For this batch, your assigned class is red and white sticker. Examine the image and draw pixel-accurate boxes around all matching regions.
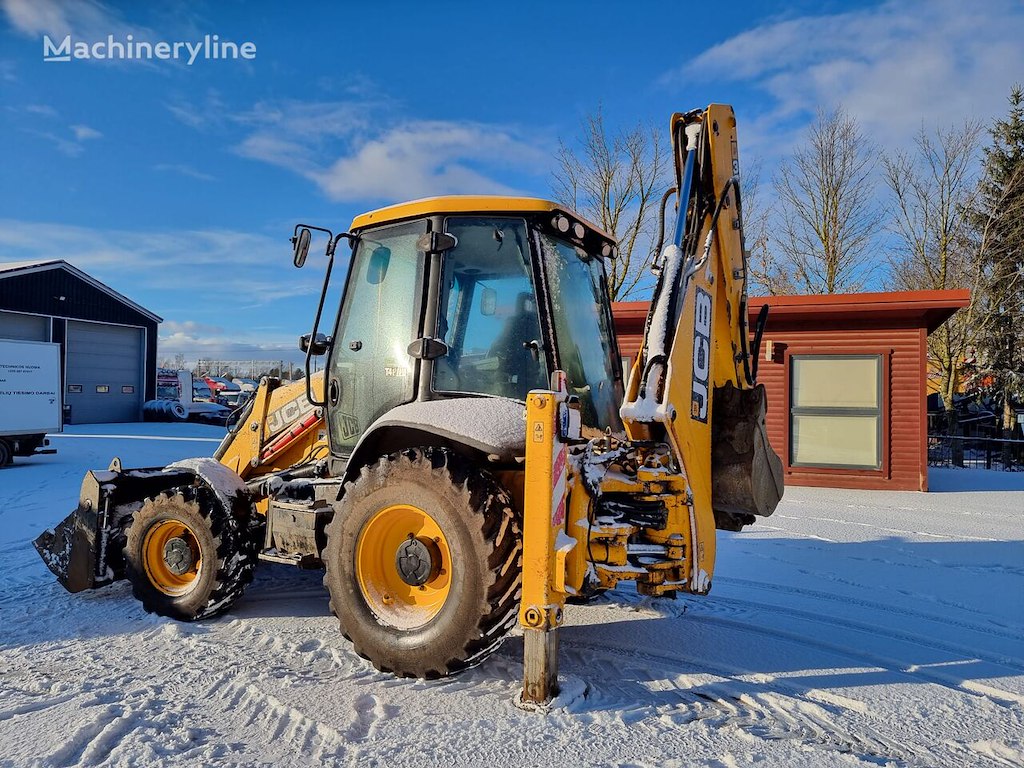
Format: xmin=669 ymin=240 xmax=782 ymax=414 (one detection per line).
xmin=552 ymin=444 xmax=567 ymax=526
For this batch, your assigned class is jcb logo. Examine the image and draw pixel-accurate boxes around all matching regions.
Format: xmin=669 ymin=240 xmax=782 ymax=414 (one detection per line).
xmin=691 ymin=288 xmax=712 ymax=423
xmin=266 ymin=396 xmax=317 ymax=436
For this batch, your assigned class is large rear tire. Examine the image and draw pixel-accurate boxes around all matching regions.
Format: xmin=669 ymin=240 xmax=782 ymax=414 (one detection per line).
xmin=0 ymin=439 xmax=11 ymax=467
xmin=324 ymin=448 xmax=521 ymax=678
xmin=123 ymin=484 xmax=257 ymax=621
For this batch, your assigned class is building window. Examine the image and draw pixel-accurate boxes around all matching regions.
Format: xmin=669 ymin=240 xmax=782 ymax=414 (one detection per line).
xmin=790 ymin=355 xmax=882 ymax=469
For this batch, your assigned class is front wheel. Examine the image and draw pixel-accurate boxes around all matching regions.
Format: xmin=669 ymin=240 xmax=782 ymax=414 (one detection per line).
xmin=123 ymin=484 xmax=256 ymax=621
xmin=324 ymin=448 xmax=521 ymax=678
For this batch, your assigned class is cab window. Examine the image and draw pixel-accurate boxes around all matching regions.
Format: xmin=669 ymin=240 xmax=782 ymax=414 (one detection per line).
xmin=434 ymin=218 xmax=547 ymax=399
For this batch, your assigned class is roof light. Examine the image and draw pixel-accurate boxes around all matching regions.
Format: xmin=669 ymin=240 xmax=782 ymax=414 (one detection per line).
xmin=601 ymin=243 xmax=613 ymax=258
xmin=572 ymin=222 xmax=585 ymax=239
xmin=553 ymin=215 xmax=570 ymax=233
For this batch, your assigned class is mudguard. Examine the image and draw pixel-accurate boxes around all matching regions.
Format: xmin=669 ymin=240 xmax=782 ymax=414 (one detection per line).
xmin=345 ymin=396 xmax=527 ymax=474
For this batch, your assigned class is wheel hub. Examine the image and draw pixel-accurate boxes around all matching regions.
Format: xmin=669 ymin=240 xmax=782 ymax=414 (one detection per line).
xmin=163 ymin=537 xmax=196 ymax=575
xmin=356 ymin=504 xmax=452 ymax=629
xmin=395 ymin=535 xmax=440 ymax=586
xmin=142 ymin=519 xmax=202 ymax=596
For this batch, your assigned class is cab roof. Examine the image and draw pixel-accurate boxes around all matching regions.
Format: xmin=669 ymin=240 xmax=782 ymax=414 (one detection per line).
xmin=350 ymin=195 xmax=614 ymax=241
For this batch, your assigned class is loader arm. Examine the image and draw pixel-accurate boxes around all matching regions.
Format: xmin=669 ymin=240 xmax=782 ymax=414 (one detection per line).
xmin=215 ymin=372 xmax=327 ymax=482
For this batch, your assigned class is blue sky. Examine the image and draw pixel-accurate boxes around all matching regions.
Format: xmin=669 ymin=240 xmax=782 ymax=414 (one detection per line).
xmin=1 ymin=0 xmax=1022 ymax=365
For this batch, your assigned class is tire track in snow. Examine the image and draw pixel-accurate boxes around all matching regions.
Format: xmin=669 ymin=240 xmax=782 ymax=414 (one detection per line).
xmin=770 ymin=512 xmax=1005 ymax=543
xmin=700 ymin=591 xmax=1024 ymax=675
xmin=560 ymin=641 xmax=930 ymax=767
xmin=345 ymin=693 xmax=385 ymax=742
xmin=210 ymin=677 xmax=350 ymax=764
xmin=672 ymin=605 xmax=1024 ymax=708
xmin=715 ymin=575 xmax=1024 ymax=643
xmin=721 ymin=544 xmax=1018 ymax=627
xmin=597 ymin=588 xmax=1024 ymax=709
xmin=150 ymin=618 xmax=386 ymax=763
xmin=6 ymin=615 xmax=375 ymax=767
xmin=19 ymin=671 xmax=232 ymax=767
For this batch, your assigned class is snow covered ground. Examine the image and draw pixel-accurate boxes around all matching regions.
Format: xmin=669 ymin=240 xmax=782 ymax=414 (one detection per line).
xmin=1 ymin=424 xmax=1022 ymax=767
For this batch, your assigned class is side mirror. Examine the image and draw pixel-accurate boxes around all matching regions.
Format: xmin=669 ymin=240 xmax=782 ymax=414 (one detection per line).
xmin=367 ymin=246 xmax=391 ymax=284
xmin=292 ymin=227 xmax=312 ymax=268
xmin=480 ymin=286 xmax=497 ymax=316
xmin=300 ymin=332 xmax=330 ymax=356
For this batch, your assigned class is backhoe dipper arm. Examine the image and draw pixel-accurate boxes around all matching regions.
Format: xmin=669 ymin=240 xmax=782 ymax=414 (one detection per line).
xmin=621 ymin=105 xmax=752 ymax=441
xmin=621 ymin=104 xmax=782 ymax=530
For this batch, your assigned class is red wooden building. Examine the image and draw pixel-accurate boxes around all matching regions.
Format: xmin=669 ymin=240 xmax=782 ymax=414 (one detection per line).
xmin=612 ymin=290 xmax=969 ymax=492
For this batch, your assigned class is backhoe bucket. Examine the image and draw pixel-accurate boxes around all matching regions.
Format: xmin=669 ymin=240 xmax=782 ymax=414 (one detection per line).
xmin=711 ymin=383 xmax=785 ymax=531
xmin=34 ymin=463 xmax=196 ymax=593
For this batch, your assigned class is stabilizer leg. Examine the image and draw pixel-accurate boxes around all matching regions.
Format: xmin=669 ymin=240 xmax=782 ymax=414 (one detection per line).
xmin=519 ymin=388 xmax=573 ymax=706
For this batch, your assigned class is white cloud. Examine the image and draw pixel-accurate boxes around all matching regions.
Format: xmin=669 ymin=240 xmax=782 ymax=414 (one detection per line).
xmin=10 ymin=107 xmax=103 ymax=155
xmin=2 ymin=0 xmax=169 ymax=72
xmin=24 ymin=103 xmax=57 ymax=117
xmin=169 ymin=94 xmax=549 ymax=204
xmin=31 ymin=130 xmax=84 ymax=156
xmin=157 ymin=328 xmax=303 ymax=364
xmin=311 ymin=122 xmax=544 ymax=202
xmin=164 ymin=90 xmax=228 ymax=130
xmin=0 ymin=219 xmax=322 ymax=364
xmin=239 ymin=106 xmax=549 ymax=203
xmin=70 ymin=124 xmax=101 ymax=141
xmin=676 ymin=0 xmax=1024 ymax=154
xmin=0 ymin=218 xmax=315 ymax=299
xmin=28 ymin=124 xmax=101 ymax=156
xmin=1 ymin=0 xmax=124 ymax=39
xmin=153 ymin=163 xmax=216 ymax=182
xmin=162 ymin=320 xmax=223 ymax=336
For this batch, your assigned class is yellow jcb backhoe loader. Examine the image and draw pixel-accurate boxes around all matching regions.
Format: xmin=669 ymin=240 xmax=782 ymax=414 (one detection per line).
xmin=36 ymin=104 xmax=782 ymax=706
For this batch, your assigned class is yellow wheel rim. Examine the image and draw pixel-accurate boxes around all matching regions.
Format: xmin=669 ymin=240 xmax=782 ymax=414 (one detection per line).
xmin=356 ymin=504 xmax=452 ymax=629
xmin=142 ymin=519 xmax=202 ymax=596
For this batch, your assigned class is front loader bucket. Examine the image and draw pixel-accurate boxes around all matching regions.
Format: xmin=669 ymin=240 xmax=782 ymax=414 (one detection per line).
xmin=34 ymin=463 xmax=197 ymax=593
xmin=711 ymin=383 xmax=785 ymax=531
xmin=34 ymin=471 xmax=107 ymax=593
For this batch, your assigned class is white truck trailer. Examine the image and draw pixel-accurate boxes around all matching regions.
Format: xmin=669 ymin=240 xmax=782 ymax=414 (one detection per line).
xmin=0 ymin=339 xmax=62 ymax=466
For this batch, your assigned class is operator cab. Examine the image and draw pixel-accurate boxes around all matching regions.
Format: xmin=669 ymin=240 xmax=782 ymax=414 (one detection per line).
xmin=294 ymin=197 xmax=624 ymax=466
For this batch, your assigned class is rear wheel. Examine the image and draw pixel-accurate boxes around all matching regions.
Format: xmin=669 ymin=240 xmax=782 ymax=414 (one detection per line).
xmin=123 ymin=484 xmax=256 ymax=620
xmin=324 ymin=448 xmax=521 ymax=678
xmin=0 ymin=439 xmax=10 ymax=467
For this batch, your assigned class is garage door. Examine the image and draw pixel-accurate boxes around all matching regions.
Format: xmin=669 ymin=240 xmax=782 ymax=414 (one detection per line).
xmin=66 ymin=321 xmax=143 ymax=423
xmin=0 ymin=310 xmax=49 ymax=341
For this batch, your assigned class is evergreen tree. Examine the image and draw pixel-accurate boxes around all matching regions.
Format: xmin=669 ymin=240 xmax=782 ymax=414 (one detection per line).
xmin=973 ymin=86 xmax=1024 ymax=438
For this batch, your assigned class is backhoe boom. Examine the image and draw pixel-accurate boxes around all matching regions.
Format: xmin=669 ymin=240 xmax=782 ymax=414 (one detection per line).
xmin=519 ymin=105 xmax=783 ymax=705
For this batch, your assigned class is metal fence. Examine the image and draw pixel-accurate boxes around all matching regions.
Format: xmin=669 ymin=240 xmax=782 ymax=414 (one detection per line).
xmin=195 ymin=359 xmax=298 ymax=380
xmin=927 ymin=434 xmax=1024 ymax=471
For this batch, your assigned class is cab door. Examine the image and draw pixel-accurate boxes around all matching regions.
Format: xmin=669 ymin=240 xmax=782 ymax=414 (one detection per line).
xmin=327 ymin=220 xmax=426 ymax=455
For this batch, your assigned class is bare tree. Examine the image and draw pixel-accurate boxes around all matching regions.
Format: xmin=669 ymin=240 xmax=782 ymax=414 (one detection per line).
xmin=774 ymin=108 xmax=882 ymax=293
xmin=882 ymin=121 xmax=983 ymax=415
xmin=553 ymin=107 xmax=669 ymax=300
xmin=743 ymin=158 xmax=797 ymax=296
